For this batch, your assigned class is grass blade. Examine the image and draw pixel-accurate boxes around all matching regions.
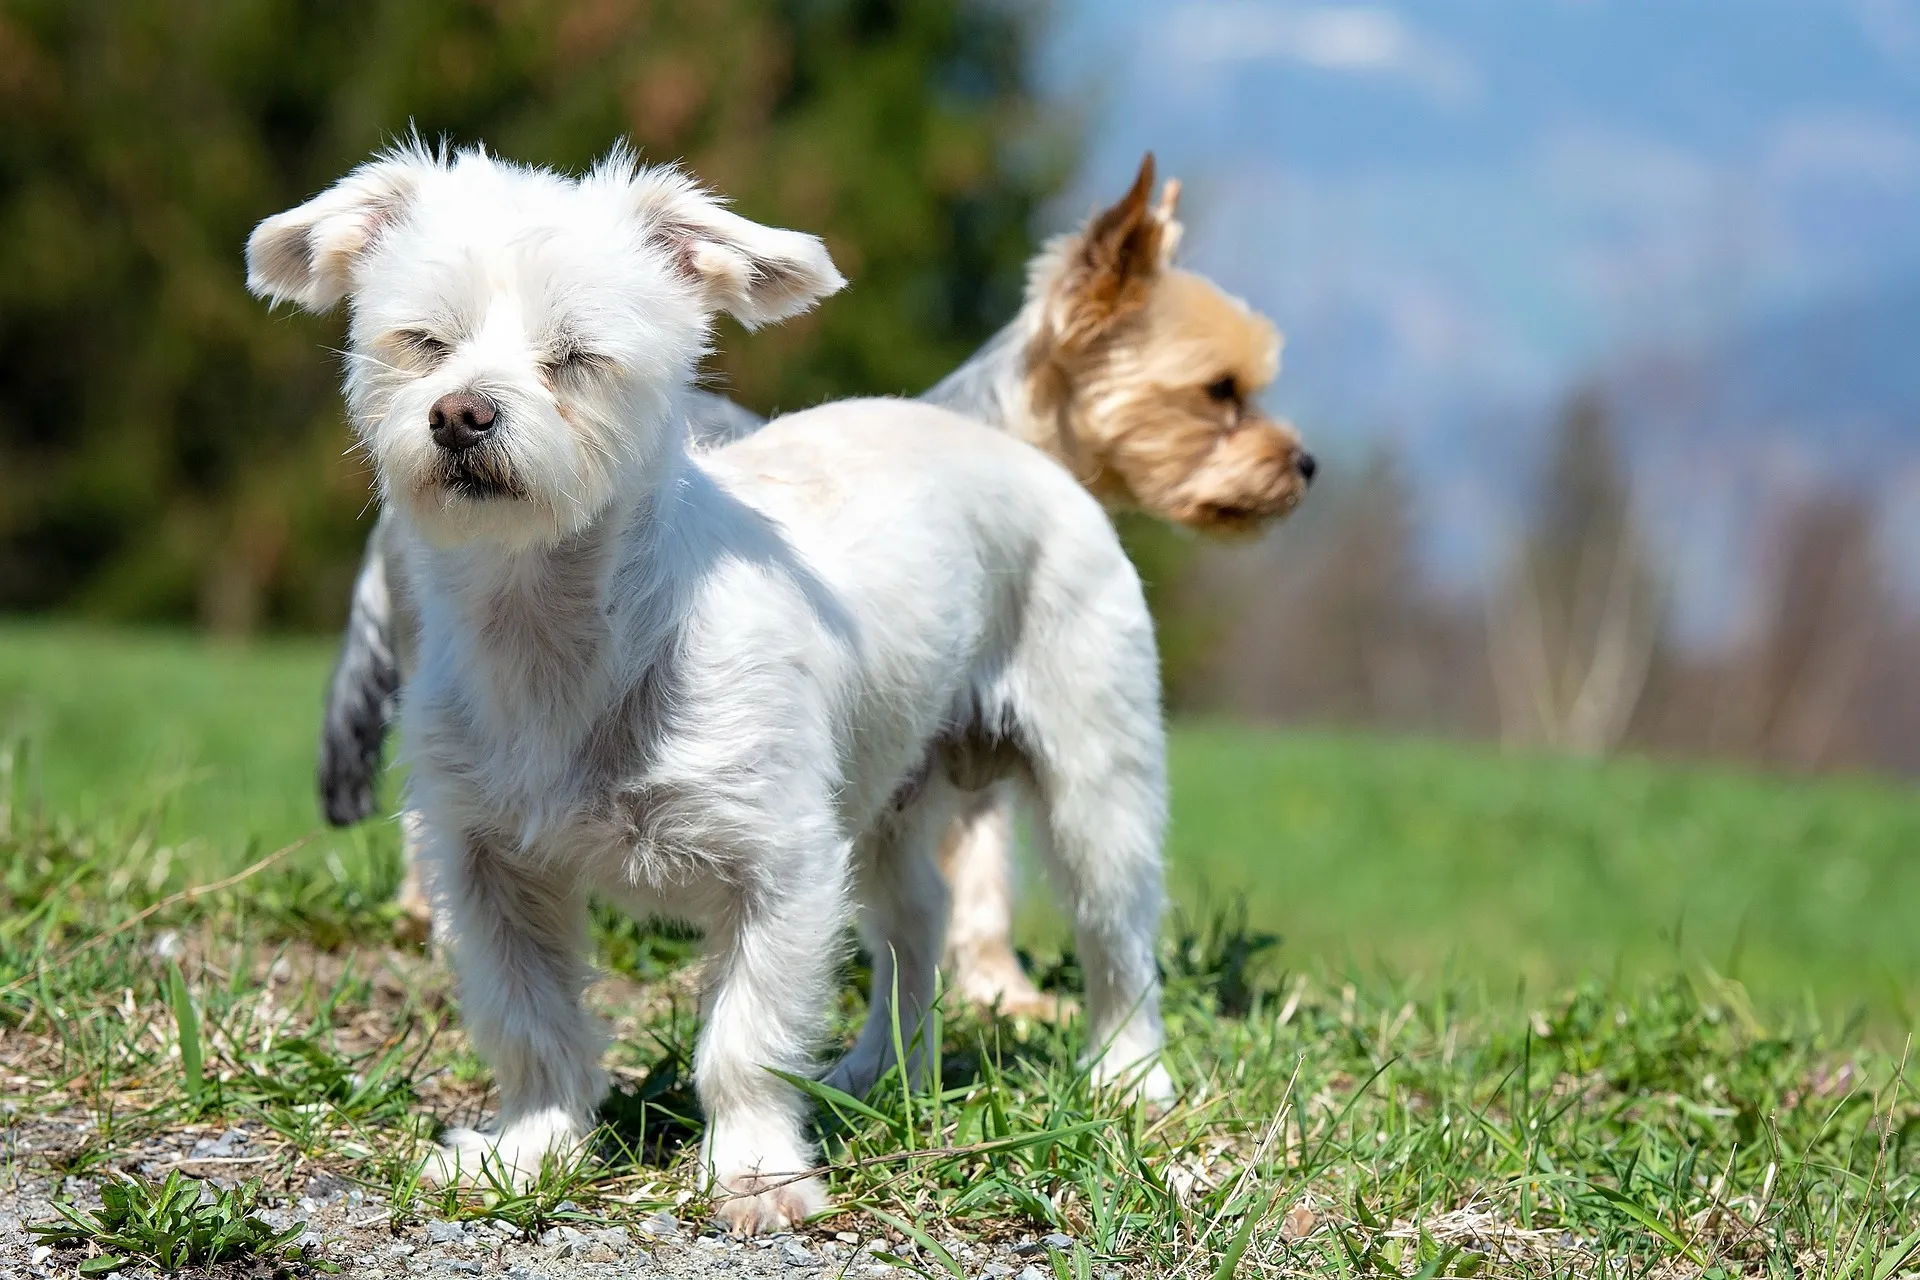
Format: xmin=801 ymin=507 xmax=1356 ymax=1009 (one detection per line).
xmin=167 ymin=962 xmax=205 ymax=1103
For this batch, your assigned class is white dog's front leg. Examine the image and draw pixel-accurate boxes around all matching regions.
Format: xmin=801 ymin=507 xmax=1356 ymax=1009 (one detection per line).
xmin=696 ymin=852 xmax=849 ymax=1235
xmin=423 ymin=835 xmax=605 ymax=1189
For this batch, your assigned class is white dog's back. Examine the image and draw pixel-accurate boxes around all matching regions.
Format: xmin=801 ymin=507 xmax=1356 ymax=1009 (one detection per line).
xmin=702 ymin=398 xmax=1160 ymax=836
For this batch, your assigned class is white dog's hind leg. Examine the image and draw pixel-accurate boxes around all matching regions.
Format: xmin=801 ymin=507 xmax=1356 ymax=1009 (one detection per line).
xmin=1015 ymin=666 xmax=1173 ymax=1105
xmin=698 ymin=844 xmax=850 ymax=1235
xmin=826 ymin=794 xmax=957 ymax=1101
xmin=423 ymin=838 xmax=606 ymax=1189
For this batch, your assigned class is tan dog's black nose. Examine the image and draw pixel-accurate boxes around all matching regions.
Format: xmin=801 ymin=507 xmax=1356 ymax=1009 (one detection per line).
xmin=1297 ymin=451 xmax=1318 ymax=485
xmin=429 ymin=392 xmax=498 ymax=453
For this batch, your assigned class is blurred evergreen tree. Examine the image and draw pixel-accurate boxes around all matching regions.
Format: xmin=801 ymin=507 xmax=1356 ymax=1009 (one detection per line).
xmin=0 ymin=0 xmax=1068 ymax=632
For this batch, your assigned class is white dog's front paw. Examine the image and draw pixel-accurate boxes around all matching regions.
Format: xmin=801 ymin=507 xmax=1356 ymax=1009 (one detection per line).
xmin=421 ymin=1110 xmax=591 ymax=1189
xmin=712 ymin=1170 xmax=829 ymax=1236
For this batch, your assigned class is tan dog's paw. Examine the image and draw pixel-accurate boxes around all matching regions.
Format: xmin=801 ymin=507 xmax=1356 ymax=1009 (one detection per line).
xmin=951 ymin=946 xmax=1076 ymax=1023
xmin=713 ymin=1171 xmax=828 ymax=1236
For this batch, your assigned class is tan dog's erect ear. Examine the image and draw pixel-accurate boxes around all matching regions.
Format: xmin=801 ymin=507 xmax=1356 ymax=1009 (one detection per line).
xmin=622 ymin=162 xmax=847 ymax=330
xmin=1048 ymin=152 xmax=1172 ymax=351
xmin=246 ymin=151 xmax=431 ymax=313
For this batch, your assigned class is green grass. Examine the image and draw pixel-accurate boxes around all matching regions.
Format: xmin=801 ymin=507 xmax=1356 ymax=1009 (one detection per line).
xmin=31 ymin=1170 xmax=324 ymax=1275
xmin=5 ymin=621 xmax=1917 ymax=1015
xmin=3 ymin=621 xmax=1919 ymax=1277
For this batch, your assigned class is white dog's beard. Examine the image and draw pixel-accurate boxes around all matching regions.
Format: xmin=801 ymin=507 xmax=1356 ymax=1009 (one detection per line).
xmin=431 ymin=444 xmax=527 ymax=503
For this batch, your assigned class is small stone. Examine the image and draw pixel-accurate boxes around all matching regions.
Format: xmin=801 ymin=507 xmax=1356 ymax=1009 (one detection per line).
xmin=537 ymin=1229 xmax=560 ymax=1249
xmin=593 ymin=1227 xmax=630 ymax=1253
xmin=193 ymin=1128 xmax=248 ymax=1158
xmin=297 ymin=1231 xmax=325 ymax=1252
xmin=983 ymin=1266 xmax=1013 ymax=1278
xmin=439 ymin=1262 xmax=482 ymax=1275
xmin=386 ymin=1245 xmax=417 ymax=1259
xmin=779 ymin=1240 xmax=819 ymax=1267
xmin=427 ymin=1221 xmax=469 ymax=1245
xmin=835 ymin=1232 xmax=860 ymax=1245
xmin=305 ymin=1172 xmax=349 ymax=1202
xmin=30 ymin=1248 xmax=52 ymax=1267
xmin=639 ymin=1211 xmax=679 ymax=1238
xmin=583 ymin=1244 xmax=617 ymax=1264
xmin=1019 ymin=1267 xmax=1048 ymax=1280
xmin=553 ymin=1201 xmax=584 ymax=1216
xmin=1041 ymin=1233 xmax=1073 ymax=1251
xmin=507 ymin=1266 xmax=546 ymax=1280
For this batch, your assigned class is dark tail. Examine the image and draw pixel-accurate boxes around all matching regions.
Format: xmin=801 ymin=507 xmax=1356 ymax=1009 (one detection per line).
xmin=318 ymin=512 xmax=400 ymax=827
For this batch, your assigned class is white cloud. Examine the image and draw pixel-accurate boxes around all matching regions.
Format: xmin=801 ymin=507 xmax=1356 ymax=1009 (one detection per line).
xmin=1160 ymin=3 xmax=1480 ymax=104
xmin=1846 ymin=0 xmax=1920 ymax=64
xmin=1766 ymin=109 xmax=1920 ymax=188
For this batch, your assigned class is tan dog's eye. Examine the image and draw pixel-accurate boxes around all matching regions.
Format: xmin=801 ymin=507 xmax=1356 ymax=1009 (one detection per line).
xmin=1204 ymin=374 xmax=1238 ymax=403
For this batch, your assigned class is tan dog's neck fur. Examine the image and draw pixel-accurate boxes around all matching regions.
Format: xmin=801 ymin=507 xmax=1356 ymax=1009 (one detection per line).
xmin=925 ymin=154 xmax=1310 ymax=535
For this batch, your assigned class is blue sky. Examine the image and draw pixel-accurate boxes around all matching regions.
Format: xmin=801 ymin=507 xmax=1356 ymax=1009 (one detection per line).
xmin=1037 ymin=0 xmax=1920 ymax=633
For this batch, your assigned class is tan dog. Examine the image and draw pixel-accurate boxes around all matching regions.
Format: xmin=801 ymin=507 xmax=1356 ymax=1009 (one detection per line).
xmin=316 ymin=154 xmax=1310 ymax=1018
xmin=919 ymin=155 xmax=1310 ymax=1014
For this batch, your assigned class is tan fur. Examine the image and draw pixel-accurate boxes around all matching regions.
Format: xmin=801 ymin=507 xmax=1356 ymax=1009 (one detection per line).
xmin=1019 ymin=158 xmax=1309 ymax=536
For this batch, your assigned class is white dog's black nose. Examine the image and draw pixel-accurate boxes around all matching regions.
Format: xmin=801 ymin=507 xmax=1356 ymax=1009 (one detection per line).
xmin=430 ymin=392 xmax=498 ymax=453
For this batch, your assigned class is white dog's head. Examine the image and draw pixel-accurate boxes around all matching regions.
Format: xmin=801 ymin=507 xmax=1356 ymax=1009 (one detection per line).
xmin=247 ymin=144 xmax=843 ymax=547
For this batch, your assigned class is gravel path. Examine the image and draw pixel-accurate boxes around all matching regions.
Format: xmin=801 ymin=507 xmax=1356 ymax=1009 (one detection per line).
xmin=0 ymin=1127 xmax=1135 ymax=1280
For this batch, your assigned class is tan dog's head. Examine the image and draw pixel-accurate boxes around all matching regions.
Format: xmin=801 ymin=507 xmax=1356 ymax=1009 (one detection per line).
xmin=1022 ymin=155 xmax=1313 ymax=534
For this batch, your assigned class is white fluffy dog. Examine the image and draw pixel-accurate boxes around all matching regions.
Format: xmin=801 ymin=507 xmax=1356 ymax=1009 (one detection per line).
xmin=246 ymin=145 xmax=1170 ymax=1233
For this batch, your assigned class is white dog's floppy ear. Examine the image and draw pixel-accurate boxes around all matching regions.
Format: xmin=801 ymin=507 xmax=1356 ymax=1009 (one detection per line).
xmin=246 ymin=154 xmax=428 ymax=312
xmin=630 ymin=168 xmax=846 ymax=329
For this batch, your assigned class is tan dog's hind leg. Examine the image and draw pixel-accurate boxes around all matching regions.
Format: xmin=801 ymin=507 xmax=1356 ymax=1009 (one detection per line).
xmin=939 ymin=784 xmax=1071 ymax=1021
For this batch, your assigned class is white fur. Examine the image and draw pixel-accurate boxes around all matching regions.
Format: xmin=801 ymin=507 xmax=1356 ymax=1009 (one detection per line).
xmin=248 ymin=146 xmax=1168 ymax=1233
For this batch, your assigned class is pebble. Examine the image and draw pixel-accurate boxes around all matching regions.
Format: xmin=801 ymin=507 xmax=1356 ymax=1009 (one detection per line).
xmin=593 ymin=1227 xmax=631 ymax=1253
xmin=983 ymin=1265 xmax=1013 ymax=1278
xmin=386 ymin=1245 xmax=417 ymax=1259
xmin=779 ymin=1240 xmax=820 ymax=1267
xmin=640 ymin=1211 xmax=680 ymax=1238
xmin=427 ymin=1221 xmax=469 ymax=1245
xmin=191 ymin=1128 xmax=248 ymax=1158
xmin=1018 ymin=1267 xmax=1049 ymax=1280
xmin=306 ymin=1172 xmax=350 ymax=1202
xmin=438 ymin=1261 xmax=482 ymax=1275
xmin=1041 ymin=1233 xmax=1074 ymax=1251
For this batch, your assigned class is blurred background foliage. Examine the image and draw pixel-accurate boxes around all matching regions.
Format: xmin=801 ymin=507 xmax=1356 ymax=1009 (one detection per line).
xmin=0 ymin=0 xmax=1068 ymax=634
